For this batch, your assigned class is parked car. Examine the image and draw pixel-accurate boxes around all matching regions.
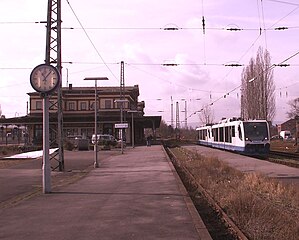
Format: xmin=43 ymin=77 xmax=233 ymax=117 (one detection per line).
xmin=279 ymin=130 xmax=292 ymax=140
xmin=91 ymin=134 xmax=117 ymax=145
xmin=67 ymin=135 xmax=83 ymax=146
xmin=270 ymin=135 xmax=283 ymax=141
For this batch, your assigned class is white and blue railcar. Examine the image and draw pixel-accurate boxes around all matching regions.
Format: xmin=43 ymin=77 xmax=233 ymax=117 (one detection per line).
xmin=196 ymin=118 xmax=270 ymax=156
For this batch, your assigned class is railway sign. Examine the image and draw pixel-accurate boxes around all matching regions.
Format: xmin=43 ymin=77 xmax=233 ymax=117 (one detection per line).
xmin=115 ymin=123 xmax=129 ymax=129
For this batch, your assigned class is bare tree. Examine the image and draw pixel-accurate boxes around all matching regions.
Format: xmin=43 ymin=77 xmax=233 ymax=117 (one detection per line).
xmin=241 ymin=47 xmax=276 ymax=121
xmin=199 ymin=105 xmax=214 ymax=125
xmin=286 ymin=98 xmax=299 ymax=118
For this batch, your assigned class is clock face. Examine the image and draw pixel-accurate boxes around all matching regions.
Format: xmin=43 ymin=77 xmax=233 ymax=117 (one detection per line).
xmin=30 ymin=64 xmax=60 ymax=93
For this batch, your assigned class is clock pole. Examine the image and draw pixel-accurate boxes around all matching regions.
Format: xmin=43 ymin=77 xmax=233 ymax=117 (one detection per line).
xmin=43 ymin=94 xmax=51 ymax=193
xmin=30 ymin=64 xmax=60 ymax=194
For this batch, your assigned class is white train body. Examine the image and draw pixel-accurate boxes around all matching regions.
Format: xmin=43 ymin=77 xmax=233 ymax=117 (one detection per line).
xmin=196 ymin=119 xmax=270 ymax=156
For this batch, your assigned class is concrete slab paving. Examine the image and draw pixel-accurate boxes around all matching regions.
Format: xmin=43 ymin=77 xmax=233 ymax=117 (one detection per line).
xmin=0 ymin=145 xmax=211 ymax=240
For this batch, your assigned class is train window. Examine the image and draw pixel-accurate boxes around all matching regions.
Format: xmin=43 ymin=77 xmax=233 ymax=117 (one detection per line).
xmin=232 ymin=126 xmax=235 ymax=137
xmin=225 ymin=127 xmax=229 ymax=142
xmin=238 ymin=125 xmax=243 ymax=140
xmin=199 ymin=129 xmax=207 ymax=140
xmin=219 ymin=127 xmax=224 ymax=142
xmin=213 ymin=128 xmax=218 ymax=142
xmin=229 ymin=126 xmax=232 ymax=142
xmin=243 ymin=122 xmax=269 ymax=141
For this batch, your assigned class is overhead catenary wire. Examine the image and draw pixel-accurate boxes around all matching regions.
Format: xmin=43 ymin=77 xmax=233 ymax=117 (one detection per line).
xmin=1 ymin=1 xmax=298 ymax=122
xmin=191 ymin=49 xmax=299 ymax=117
xmin=205 ymin=0 xmax=299 ymax=118
xmin=65 ymin=0 xmax=119 ymax=82
xmin=61 ymin=25 xmax=299 ymax=31
xmin=265 ymin=0 xmax=299 ymax=6
xmin=0 ymin=21 xmax=47 ymax=24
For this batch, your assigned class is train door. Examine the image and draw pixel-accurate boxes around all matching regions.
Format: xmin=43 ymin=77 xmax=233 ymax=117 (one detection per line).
xmin=207 ymin=128 xmax=212 ymax=145
xmin=237 ymin=123 xmax=245 ymax=148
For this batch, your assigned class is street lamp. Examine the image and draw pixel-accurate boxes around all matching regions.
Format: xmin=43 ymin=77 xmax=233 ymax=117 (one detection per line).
xmin=128 ymin=110 xmax=139 ymax=148
xmin=114 ymin=99 xmax=128 ymax=154
xmin=84 ymin=77 xmax=109 ymax=168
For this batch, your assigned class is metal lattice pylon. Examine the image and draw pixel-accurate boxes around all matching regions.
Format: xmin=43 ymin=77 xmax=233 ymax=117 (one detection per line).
xmin=45 ymin=0 xmax=64 ymax=171
xmin=176 ymin=101 xmax=180 ymax=130
xmin=120 ymin=61 xmax=125 ymax=123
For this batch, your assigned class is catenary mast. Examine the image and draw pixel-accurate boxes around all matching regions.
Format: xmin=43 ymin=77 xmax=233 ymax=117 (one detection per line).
xmin=45 ymin=0 xmax=64 ymax=171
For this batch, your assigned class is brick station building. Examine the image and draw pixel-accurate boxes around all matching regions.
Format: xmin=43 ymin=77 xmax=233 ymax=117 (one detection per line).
xmin=0 ymin=84 xmax=161 ymax=146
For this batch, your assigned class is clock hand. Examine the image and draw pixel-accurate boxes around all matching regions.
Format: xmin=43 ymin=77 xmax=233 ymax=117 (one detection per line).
xmin=40 ymin=71 xmax=48 ymax=82
xmin=41 ymin=70 xmax=52 ymax=82
xmin=44 ymin=71 xmax=52 ymax=81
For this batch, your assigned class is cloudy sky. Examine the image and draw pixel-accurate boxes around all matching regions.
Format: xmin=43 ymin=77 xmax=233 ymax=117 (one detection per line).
xmin=0 ymin=0 xmax=299 ymax=126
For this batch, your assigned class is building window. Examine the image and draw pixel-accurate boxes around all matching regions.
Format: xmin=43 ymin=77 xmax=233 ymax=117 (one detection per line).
xmin=36 ymin=101 xmax=42 ymax=110
xmin=104 ymin=100 xmax=112 ymax=109
xmin=80 ymin=102 xmax=87 ymax=110
xmin=68 ymin=102 xmax=75 ymax=110
xmin=90 ymin=102 xmax=95 ymax=110
xmin=116 ymin=101 xmax=127 ymax=109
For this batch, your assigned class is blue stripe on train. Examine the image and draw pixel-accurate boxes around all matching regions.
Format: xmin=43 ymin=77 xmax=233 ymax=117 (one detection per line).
xmin=198 ymin=140 xmax=269 ymax=155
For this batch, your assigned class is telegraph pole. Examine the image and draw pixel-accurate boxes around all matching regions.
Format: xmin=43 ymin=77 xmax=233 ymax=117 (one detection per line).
xmin=45 ymin=0 xmax=64 ymax=171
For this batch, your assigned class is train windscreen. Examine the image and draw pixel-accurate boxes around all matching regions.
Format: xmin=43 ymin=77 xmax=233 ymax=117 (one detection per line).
xmin=243 ymin=122 xmax=269 ymax=141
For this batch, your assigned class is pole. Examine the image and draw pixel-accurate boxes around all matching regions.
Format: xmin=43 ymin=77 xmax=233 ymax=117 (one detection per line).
xmin=296 ymin=116 xmax=299 ymax=153
xmin=45 ymin=0 xmax=64 ymax=171
xmin=94 ymin=80 xmax=99 ymax=168
xmin=185 ymin=100 xmax=187 ymax=128
xmin=131 ymin=113 xmax=134 ymax=148
xmin=120 ymin=61 xmax=125 ymax=154
xmin=84 ymin=77 xmax=109 ymax=167
xmin=171 ymin=96 xmax=174 ymax=128
xmin=120 ymin=108 xmax=124 ymax=154
xmin=43 ymin=95 xmax=51 ymax=193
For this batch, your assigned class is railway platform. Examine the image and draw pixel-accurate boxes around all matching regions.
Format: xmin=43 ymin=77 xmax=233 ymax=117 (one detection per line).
xmin=0 ymin=145 xmax=212 ymax=240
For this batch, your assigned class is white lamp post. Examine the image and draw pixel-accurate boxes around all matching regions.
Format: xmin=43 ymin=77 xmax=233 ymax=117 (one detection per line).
xmin=128 ymin=110 xmax=139 ymax=148
xmin=84 ymin=77 xmax=109 ymax=168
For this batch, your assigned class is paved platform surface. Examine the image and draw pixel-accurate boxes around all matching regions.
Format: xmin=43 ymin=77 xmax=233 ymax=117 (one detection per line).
xmin=0 ymin=145 xmax=211 ymax=240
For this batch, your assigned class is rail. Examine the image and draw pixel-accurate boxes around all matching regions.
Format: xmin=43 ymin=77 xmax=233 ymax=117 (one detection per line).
xmin=268 ymin=150 xmax=299 ymax=168
xmin=165 ymin=146 xmax=249 ymax=240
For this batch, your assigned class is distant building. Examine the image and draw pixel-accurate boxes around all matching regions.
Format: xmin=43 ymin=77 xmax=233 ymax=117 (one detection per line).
xmin=278 ymin=118 xmax=296 ymax=137
xmin=0 ymin=84 xmax=161 ymax=146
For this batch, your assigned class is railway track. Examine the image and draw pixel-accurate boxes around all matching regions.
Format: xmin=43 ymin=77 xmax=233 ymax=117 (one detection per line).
xmin=269 ymin=150 xmax=299 ymax=159
xmin=268 ymin=150 xmax=299 ymax=168
xmin=165 ymin=146 xmax=247 ymax=240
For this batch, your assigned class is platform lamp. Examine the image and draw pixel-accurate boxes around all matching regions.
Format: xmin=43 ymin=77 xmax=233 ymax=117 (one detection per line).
xmin=84 ymin=77 xmax=109 ymax=168
xmin=127 ymin=110 xmax=139 ymax=148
